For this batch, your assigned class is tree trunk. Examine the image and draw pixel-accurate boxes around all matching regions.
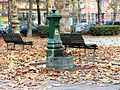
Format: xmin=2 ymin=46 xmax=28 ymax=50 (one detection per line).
xmin=11 ymin=0 xmax=19 ymax=33
xmin=78 ymin=0 xmax=81 ymax=24
xmin=45 ymin=0 xmax=48 ymax=25
xmin=36 ymin=0 xmax=41 ymax=25
xmin=72 ymin=0 xmax=75 ymax=33
xmin=8 ymin=0 xmax=12 ymax=32
xmin=97 ymin=0 xmax=101 ymax=25
xmin=27 ymin=0 xmax=32 ymax=37
xmin=72 ymin=0 xmax=75 ymax=25
xmin=112 ymin=11 xmax=116 ymax=25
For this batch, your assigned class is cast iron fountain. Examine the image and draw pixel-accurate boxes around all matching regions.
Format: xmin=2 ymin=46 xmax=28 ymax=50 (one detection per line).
xmin=46 ymin=9 xmax=74 ymax=70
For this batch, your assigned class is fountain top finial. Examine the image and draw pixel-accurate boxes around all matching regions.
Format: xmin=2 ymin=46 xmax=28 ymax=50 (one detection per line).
xmin=51 ymin=8 xmax=56 ymax=14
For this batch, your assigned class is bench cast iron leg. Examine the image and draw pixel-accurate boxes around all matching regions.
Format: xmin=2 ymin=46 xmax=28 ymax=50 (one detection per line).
xmin=93 ymin=49 xmax=96 ymax=58
xmin=22 ymin=45 xmax=24 ymax=50
xmin=13 ymin=44 xmax=15 ymax=50
xmin=7 ymin=43 xmax=8 ymax=51
xmin=84 ymin=48 xmax=86 ymax=56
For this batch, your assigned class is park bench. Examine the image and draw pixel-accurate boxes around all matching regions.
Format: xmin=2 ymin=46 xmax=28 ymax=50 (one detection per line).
xmin=2 ymin=33 xmax=14 ymax=50
xmin=60 ymin=33 xmax=98 ymax=57
xmin=2 ymin=33 xmax=33 ymax=50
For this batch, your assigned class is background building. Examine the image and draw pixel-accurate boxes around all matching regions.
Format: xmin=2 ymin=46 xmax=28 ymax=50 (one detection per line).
xmin=68 ymin=0 xmax=120 ymax=25
xmin=0 ymin=0 xmax=120 ymax=26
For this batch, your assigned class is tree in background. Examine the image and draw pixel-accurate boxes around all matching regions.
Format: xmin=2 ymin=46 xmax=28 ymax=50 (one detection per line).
xmin=10 ymin=0 xmax=20 ymax=33
xmin=36 ymin=0 xmax=41 ymax=25
xmin=45 ymin=0 xmax=48 ymax=24
xmin=107 ymin=0 xmax=120 ymax=23
xmin=27 ymin=0 xmax=32 ymax=37
xmin=77 ymin=0 xmax=81 ymax=24
xmin=96 ymin=0 xmax=102 ymax=25
xmin=54 ymin=0 xmax=65 ymax=14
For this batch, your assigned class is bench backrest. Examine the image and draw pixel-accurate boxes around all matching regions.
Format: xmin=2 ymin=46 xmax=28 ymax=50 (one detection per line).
xmin=2 ymin=33 xmax=13 ymax=43
xmin=60 ymin=33 xmax=71 ymax=45
xmin=71 ymin=33 xmax=85 ymax=46
xmin=60 ymin=33 xmax=86 ymax=46
xmin=11 ymin=34 xmax=24 ymax=44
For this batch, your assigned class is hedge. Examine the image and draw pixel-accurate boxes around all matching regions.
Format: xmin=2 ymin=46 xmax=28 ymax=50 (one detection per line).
xmin=37 ymin=25 xmax=49 ymax=38
xmin=89 ymin=25 xmax=120 ymax=36
xmin=37 ymin=25 xmax=120 ymax=37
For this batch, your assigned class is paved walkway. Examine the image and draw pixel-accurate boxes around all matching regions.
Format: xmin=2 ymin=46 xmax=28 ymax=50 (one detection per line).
xmin=83 ymin=35 xmax=120 ymax=46
xmin=46 ymin=80 xmax=120 ymax=90
xmin=1 ymin=79 xmax=120 ymax=90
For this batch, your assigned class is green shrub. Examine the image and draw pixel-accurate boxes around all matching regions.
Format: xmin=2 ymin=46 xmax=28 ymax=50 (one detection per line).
xmin=37 ymin=25 xmax=49 ymax=38
xmin=90 ymin=25 xmax=120 ymax=36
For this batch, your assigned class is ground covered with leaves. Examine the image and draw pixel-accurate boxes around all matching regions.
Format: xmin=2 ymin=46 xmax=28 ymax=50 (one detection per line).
xmin=0 ymin=35 xmax=120 ymax=89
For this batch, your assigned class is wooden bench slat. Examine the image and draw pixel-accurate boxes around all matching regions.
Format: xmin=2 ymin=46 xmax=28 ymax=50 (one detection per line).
xmin=2 ymin=33 xmax=33 ymax=50
xmin=60 ymin=33 xmax=98 ymax=57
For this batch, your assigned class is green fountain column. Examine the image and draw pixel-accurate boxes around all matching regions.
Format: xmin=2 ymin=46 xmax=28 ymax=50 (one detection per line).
xmin=46 ymin=9 xmax=63 ymax=57
xmin=46 ymin=9 xmax=74 ymax=70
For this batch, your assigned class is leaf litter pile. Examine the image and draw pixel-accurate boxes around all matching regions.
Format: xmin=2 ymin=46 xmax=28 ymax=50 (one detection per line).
xmin=0 ymin=36 xmax=120 ymax=89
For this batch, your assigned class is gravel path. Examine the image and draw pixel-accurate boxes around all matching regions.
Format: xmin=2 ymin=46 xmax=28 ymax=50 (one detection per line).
xmin=46 ymin=80 xmax=120 ymax=90
xmin=83 ymin=35 xmax=120 ymax=46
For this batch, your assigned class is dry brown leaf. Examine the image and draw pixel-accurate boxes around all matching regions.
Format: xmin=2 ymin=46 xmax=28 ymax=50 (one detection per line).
xmin=112 ymin=80 xmax=120 ymax=85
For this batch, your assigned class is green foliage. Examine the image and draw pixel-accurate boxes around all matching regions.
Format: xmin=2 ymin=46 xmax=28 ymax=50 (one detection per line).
xmin=37 ymin=25 xmax=49 ymax=38
xmin=90 ymin=25 xmax=120 ymax=36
